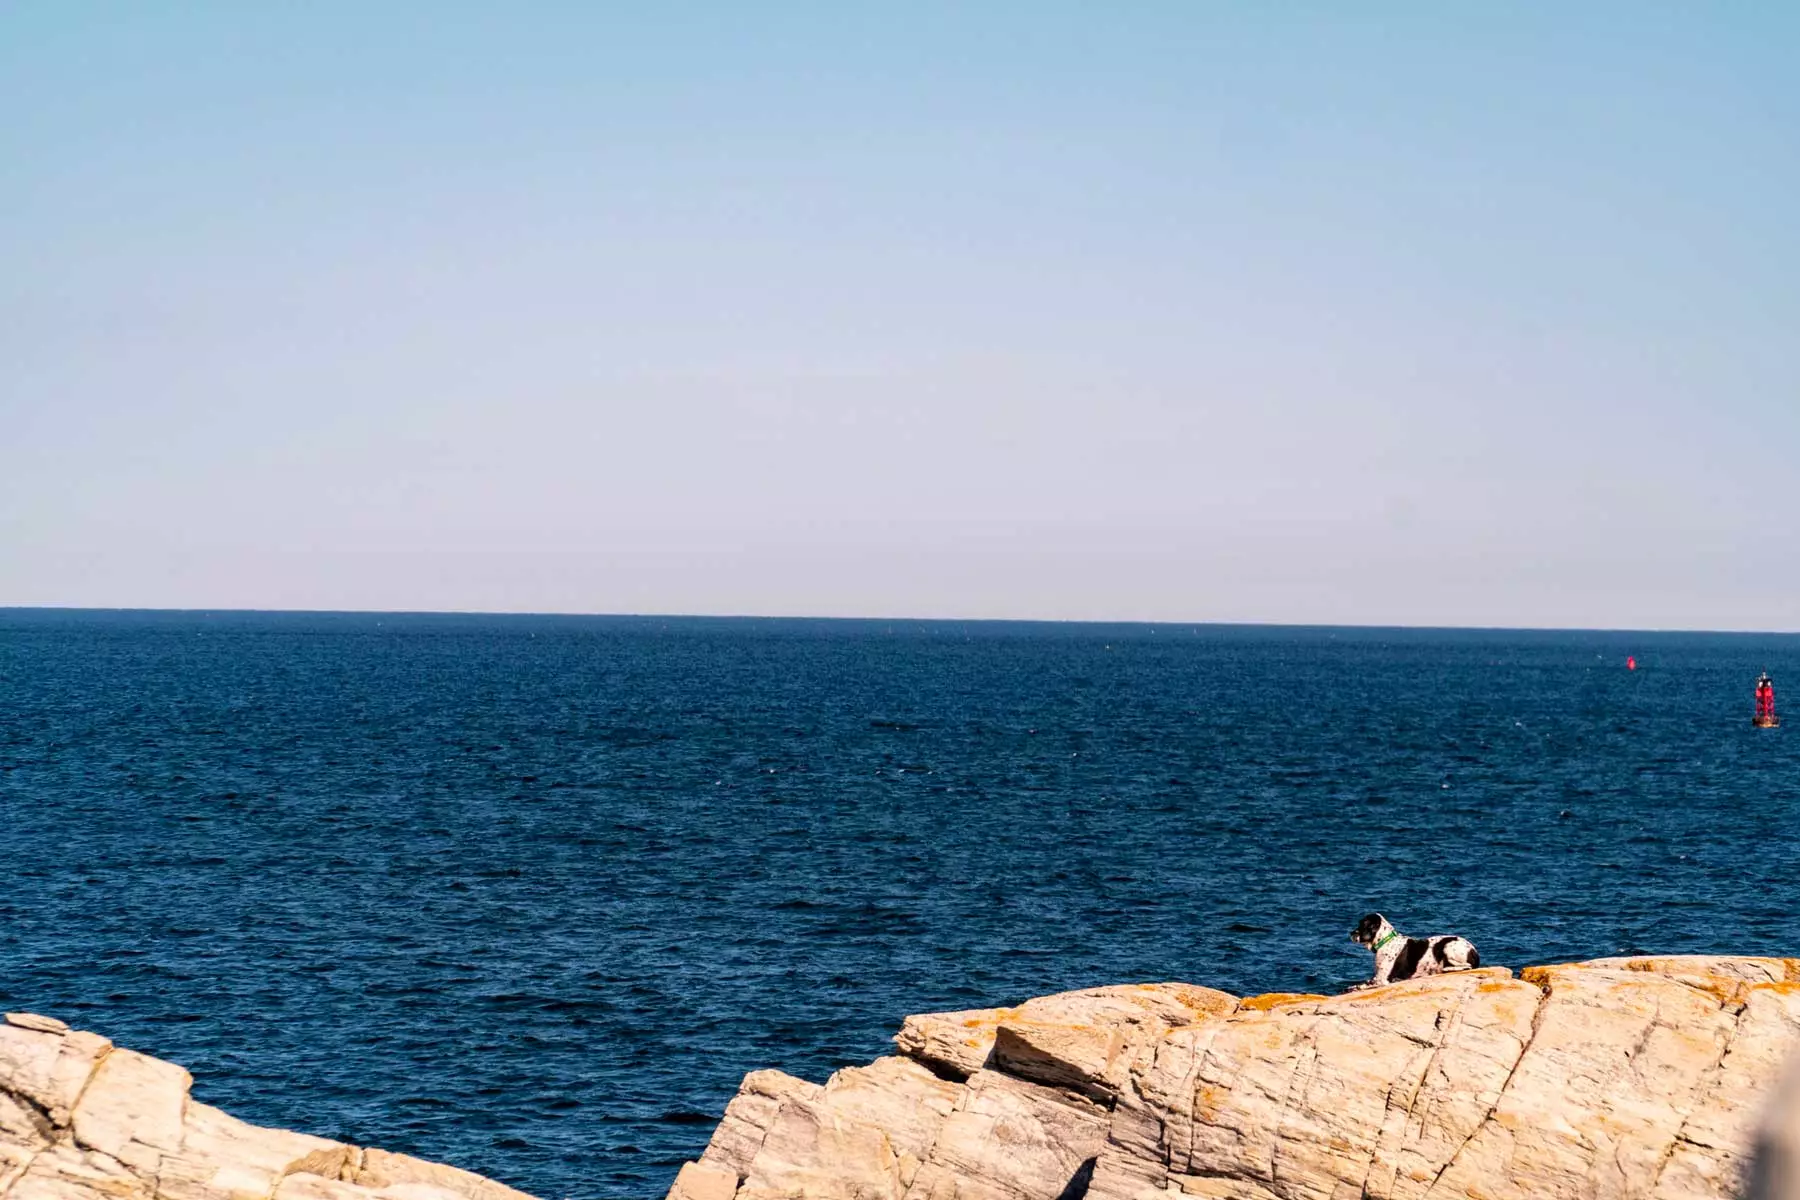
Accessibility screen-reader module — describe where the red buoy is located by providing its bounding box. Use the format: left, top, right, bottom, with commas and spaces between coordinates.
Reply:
1754, 673, 1780, 728
1627, 656, 1636, 671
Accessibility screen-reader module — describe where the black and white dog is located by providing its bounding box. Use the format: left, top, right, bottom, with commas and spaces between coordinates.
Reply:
1349, 913, 1480, 990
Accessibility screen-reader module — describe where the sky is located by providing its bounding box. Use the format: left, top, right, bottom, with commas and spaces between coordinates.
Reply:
3, 4, 1796, 627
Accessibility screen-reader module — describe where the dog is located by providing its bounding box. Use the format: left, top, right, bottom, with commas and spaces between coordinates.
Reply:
1348, 913, 1480, 990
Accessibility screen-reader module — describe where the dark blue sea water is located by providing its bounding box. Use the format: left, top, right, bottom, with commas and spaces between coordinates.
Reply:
3, 611, 1798, 1200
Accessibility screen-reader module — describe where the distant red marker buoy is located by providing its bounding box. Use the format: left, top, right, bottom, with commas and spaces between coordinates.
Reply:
1754, 672, 1780, 728
1627, 656, 1636, 671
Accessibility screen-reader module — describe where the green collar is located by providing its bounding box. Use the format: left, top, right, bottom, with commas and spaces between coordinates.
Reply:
1372, 930, 1401, 952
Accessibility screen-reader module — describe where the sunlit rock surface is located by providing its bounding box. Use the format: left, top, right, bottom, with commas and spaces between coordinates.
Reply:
0, 1012, 533, 1200
669, 957, 1800, 1200
9, 960, 1800, 1200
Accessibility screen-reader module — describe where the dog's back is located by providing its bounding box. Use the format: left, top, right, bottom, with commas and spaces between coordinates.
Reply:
1394, 934, 1479, 980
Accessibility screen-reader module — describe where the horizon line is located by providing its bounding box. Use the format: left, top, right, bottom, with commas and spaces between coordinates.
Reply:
3, 604, 1798, 638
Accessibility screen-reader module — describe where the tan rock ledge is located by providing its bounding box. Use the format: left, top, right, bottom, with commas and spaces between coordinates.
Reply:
10, 960, 1800, 1200
667, 956, 1800, 1200
0, 1011, 535, 1200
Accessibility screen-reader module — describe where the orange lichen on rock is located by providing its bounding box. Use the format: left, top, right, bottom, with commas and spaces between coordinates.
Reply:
1237, 992, 1326, 1012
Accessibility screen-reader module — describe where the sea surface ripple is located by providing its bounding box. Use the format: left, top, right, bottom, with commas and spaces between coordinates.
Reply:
3, 612, 1798, 1199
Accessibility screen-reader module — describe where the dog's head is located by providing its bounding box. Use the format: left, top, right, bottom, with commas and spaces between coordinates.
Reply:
1350, 913, 1388, 947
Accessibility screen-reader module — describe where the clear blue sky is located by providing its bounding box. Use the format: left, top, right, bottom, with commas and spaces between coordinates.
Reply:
4, 4, 1796, 627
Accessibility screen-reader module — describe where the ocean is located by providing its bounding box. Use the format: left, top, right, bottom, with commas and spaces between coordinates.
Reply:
3, 611, 1797, 1199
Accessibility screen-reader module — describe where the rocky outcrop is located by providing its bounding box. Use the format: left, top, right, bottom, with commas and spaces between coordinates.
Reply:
667, 957, 1800, 1200
10, 960, 1800, 1200
0, 1011, 534, 1200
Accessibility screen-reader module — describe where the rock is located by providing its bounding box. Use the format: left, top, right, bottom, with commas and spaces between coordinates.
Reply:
1580, 957, 1800, 988
350, 1149, 530, 1200
71, 1049, 191, 1174
737, 1094, 903, 1200
904, 1071, 1109, 1200
0, 1012, 537, 1200
814, 1058, 963, 1186
7, 959, 1795, 1200
700, 1058, 964, 1200
667, 956, 1800, 1200
893, 1009, 1005, 1080
157, 1102, 347, 1200
13, 1139, 152, 1200
669, 1162, 739, 1200
895, 984, 1237, 1090
0, 1018, 114, 1128
1107, 969, 1539, 1200
699, 1070, 824, 1182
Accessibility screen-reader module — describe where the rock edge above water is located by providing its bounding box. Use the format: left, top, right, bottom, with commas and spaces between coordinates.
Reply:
667, 956, 1800, 1200
9, 957, 1800, 1200
0, 1010, 534, 1200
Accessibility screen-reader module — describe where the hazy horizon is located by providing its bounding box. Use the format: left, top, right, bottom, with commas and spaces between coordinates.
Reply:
8, 604, 1800, 639
6, 5, 1797, 629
